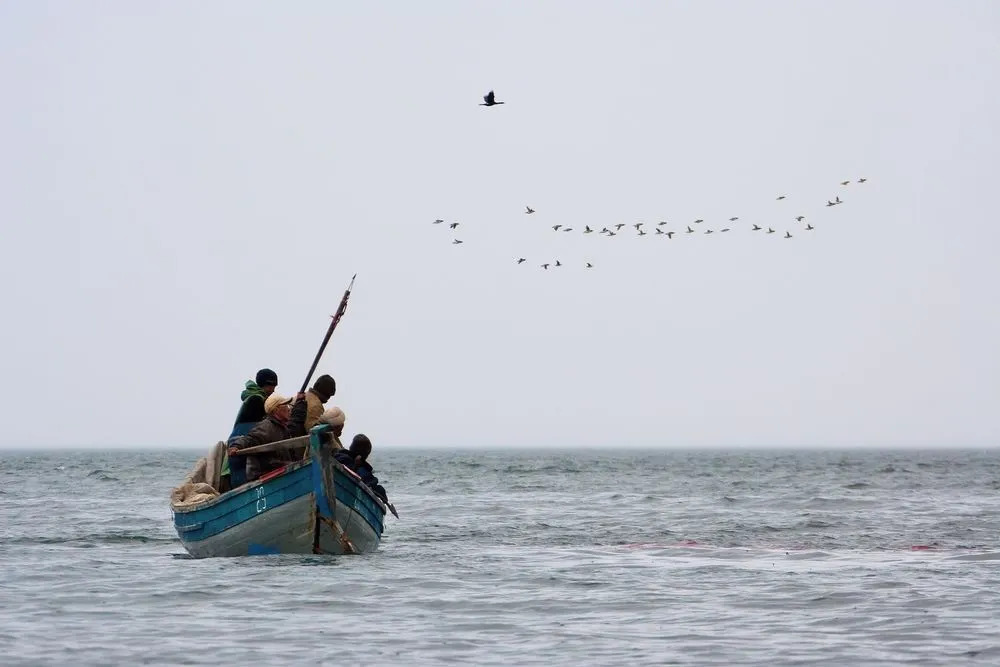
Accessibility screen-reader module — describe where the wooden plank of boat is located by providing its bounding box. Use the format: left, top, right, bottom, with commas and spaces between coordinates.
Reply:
232, 435, 310, 457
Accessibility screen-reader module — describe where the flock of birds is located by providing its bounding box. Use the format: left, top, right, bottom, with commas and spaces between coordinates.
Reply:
429, 90, 869, 270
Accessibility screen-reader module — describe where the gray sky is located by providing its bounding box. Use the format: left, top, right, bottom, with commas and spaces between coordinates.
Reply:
2, 1, 998, 449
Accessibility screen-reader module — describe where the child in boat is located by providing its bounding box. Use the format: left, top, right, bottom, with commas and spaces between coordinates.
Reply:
335, 434, 389, 505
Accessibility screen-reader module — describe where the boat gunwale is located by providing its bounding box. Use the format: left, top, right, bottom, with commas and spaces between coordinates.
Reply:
171, 448, 387, 516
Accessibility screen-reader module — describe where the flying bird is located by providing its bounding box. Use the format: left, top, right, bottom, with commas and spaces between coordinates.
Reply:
657, 221, 669, 226
767, 228, 775, 234
480, 90, 505, 106
857, 178, 867, 183
776, 195, 786, 201
840, 180, 850, 186
555, 260, 562, 267
655, 228, 664, 235
729, 217, 739, 222
826, 200, 836, 207
453, 239, 463, 244
694, 219, 704, 224
721, 228, 730, 232
584, 226, 593, 234
666, 231, 674, 239
563, 227, 573, 232
449, 222, 460, 229
586, 262, 593, 269
785, 231, 793, 238
634, 223, 644, 230
517, 258, 526, 264
541, 263, 550, 270
614, 223, 625, 231
806, 224, 815, 230
835, 196, 842, 204
433, 219, 444, 224
686, 226, 695, 234
607, 231, 617, 237
704, 229, 714, 234
752, 224, 762, 231
552, 224, 562, 231
525, 206, 535, 214
601, 227, 610, 234
638, 229, 647, 236
795, 216, 805, 222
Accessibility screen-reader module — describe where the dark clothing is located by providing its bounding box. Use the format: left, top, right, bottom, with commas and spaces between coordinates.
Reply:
231, 400, 308, 482
226, 381, 269, 486
334, 450, 388, 505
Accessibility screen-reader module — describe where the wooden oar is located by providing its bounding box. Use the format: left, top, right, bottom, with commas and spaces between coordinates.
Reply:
299, 274, 356, 393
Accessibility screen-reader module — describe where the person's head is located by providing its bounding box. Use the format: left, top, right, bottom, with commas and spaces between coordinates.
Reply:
318, 406, 346, 438
255, 368, 278, 396
349, 434, 372, 461
264, 394, 292, 422
312, 374, 337, 403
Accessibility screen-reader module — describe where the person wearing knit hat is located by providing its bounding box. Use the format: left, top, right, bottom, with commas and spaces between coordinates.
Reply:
318, 406, 347, 439
302, 373, 337, 431
334, 433, 389, 506
223, 368, 280, 487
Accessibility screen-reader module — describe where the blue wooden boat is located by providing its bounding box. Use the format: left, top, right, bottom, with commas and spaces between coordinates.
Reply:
171, 426, 386, 557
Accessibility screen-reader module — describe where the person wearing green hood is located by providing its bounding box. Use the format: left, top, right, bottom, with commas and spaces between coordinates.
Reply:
222, 368, 278, 488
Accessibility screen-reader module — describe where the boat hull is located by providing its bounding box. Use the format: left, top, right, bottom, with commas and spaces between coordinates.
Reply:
172, 430, 385, 557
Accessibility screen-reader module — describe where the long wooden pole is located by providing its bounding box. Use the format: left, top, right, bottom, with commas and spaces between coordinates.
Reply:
299, 274, 356, 394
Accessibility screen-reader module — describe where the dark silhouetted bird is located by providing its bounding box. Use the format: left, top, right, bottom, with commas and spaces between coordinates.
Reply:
563, 227, 573, 232
806, 224, 815, 230
555, 260, 562, 267
686, 226, 694, 234
453, 239, 463, 244
607, 231, 617, 237
658, 221, 669, 226
449, 222, 460, 229
776, 195, 786, 201
541, 263, 550, 270
614, 223, 625, 231
601, 227, 610, 234
525, 206, 535, 214
785, 231, 792, 238
752, 224, 762, 231
655, 228, 664, 235
826, 200, 836, 207
705, 229, 714, 234
666, 231, 675, 239
552, 224, 562, 231
517, 258, 526, 264
586, 262, 593, 268
840, 180, 850, 186
729, 217, 739, 222
721, 228, 730, 232
795, 216, 805, 222
481, 90, 504, 106
694, 219, 704, 224
433, 219, 444, 224
634, 223, 644, 230
835, 196, 842, 204
584, 226, 593, 234
858, 177, 867, 183
767, 228, 775, 234
638, 229, 647, 236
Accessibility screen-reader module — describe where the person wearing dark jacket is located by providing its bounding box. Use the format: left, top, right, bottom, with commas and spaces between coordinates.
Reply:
334, 434, 389, 504
229, 392, 308, 482
225, 368, 279, 487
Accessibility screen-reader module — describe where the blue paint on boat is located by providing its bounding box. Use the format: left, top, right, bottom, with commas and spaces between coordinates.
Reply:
247, 543, 281, 555
172, 427, 387, 556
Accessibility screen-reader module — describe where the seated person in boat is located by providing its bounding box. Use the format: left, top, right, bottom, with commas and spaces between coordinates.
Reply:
223, 368, 279, 488
228, 392, 308, 483
302, 374, 337, 430
335, 434, 389, 505
317, 406, 346, 446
